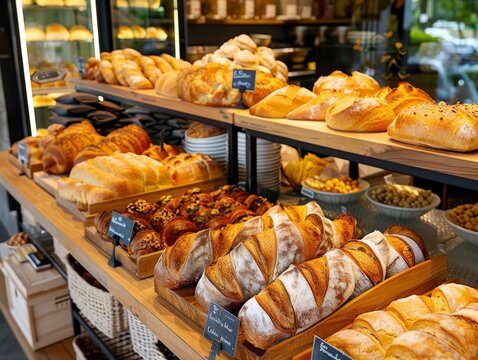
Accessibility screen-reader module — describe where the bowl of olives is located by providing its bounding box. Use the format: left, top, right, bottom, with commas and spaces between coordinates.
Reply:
366, 184, 440, 219
444, 204, 478, 246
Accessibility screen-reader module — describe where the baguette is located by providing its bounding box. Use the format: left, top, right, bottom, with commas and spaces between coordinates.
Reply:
431, 283, 478, 313
194, 212, 356, 310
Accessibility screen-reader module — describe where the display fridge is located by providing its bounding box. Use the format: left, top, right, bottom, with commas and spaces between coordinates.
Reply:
3, 0, 100, 136
99, 0, 186, 57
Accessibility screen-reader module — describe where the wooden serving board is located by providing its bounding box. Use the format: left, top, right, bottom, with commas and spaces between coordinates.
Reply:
155, 254, 447, 360
33, 171, 60, 197
55, 177, 227, 225
8, 153, 43, 179
71, 79, 236, 124
84, 226, 162, 279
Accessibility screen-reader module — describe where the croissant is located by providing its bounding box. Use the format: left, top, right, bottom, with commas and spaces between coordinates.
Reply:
195, 211, 356, 310
154, 202, 326, 289
43, 132, 104, 174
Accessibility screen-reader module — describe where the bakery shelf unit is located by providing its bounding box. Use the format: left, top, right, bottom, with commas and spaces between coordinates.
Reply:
234, 111, 478, 193
70, 78, 239, 184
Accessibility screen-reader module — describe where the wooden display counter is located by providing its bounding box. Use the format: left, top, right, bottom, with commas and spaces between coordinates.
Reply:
234, 110, 478, 188
71, 79, 236, 125
0, 150, 229, 360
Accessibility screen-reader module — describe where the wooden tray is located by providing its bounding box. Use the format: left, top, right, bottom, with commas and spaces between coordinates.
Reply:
56, 177, 226, 225
155, 254, 448, 360
8, 153, 43, 179
33, 171, 60, 197
84, 226, 162, 279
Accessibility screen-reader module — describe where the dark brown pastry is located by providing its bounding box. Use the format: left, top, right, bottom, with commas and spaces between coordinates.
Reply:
160, 217, 199, 246
126, 199, 158, 219
128, 230, 163, 260
244, 194, 273, 215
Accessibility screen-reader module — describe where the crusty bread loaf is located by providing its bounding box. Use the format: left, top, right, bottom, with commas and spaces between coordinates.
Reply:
454, 302, 478, 323
326, 95, 396, 132
242, 71, 287, 108
154, 71, 179, 98
375, 82, 434, 114
313, 70, 380, 96
387, 102, 478, 152
385, 330, 465, 359
327, 329, 385, 360
287, 89, 356, 121
161, 153, 224, 185
154, 203, 324, 289
353, 310, 406, 349
195, 212, 357, 311
431, 283, 478, 313
249, 85, 317, 118
239, 249, 355, 349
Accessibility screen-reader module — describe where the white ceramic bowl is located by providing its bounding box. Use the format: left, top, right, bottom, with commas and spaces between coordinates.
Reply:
443, 210, 478, 246
366, 185, 441, 219
301, 179, 370, 205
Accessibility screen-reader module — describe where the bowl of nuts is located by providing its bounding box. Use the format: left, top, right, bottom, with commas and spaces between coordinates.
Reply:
443, 204, 478, 246
301, 176, 370, 204
366, 184, 440, 219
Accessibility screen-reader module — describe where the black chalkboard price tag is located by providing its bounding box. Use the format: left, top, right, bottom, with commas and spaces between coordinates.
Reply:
31, 68, 67, 84
232, 69, 257, 109
203, 302, 240, 359
17, 142, 28, 165
312, 336, 352, 360
107, 211, 135, 247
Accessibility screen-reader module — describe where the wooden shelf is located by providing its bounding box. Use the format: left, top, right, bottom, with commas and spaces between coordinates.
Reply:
234, 110, 478, 189
0, 151, 228, 360
71, 79, 235, 125
187, 18, 351, 26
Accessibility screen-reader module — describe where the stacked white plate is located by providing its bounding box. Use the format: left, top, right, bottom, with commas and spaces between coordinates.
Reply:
184, 132, 228, 168
231, 132, 282, 192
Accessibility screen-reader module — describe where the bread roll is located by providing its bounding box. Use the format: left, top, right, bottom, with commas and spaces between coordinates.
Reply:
146, 27, 168, 40
69, 25, 93, 41
327, 329, 385, 360
410, 312, 478, 358
99, 60, 118, 85
45, 24, 69, 41
234, 50, 258, 67
140, 56, 161, 84
131, 25, 146, 39
122, 61, 153, 89
112, 58, 128, 86
233, 34, 257, 53
386, 295, 435, 328
155, 71, 179, 98
117, 26, 134, 39
313, 70, 380, 96
387, 102, 478, 152
385, 331, 465, 359
431, 283, 478, 313
25, 26, 45, 42
353, 310, 406, 348
375, 82, 434, 114
326, 95, 395, 132
150, 55, 173, 73
249, 85, 317, 118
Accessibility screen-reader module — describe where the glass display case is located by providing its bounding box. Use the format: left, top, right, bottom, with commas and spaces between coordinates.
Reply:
111, 0, 181, 56
15, 0, 100, 134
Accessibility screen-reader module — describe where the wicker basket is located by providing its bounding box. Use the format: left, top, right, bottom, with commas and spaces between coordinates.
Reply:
127, 310, 168, 360
66, 255, 128, 338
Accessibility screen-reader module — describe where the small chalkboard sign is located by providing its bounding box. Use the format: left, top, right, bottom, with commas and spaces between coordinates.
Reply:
232, 69, 256, 91
31, 68, 67, 84
17, 142, 28, 165
107, 211, 135, 247
203, 302, 240, 359
312, 336, 352, 360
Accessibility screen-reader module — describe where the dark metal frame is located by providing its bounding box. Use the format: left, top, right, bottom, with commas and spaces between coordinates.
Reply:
243, 128, 478, 193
